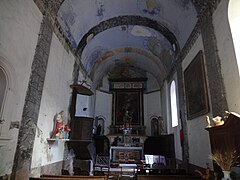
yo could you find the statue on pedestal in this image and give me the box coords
[51,111,64,138]
[123,110,132,129]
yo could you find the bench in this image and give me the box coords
[29,175,107,180]
[136,174,201,180]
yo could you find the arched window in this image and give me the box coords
[228,0,240,76]
[170,80,178,127]
[0,66,7,118]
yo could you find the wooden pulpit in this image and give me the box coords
[206,112,240,174]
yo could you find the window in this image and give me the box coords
[170,80,178,127]
[228,0,240,76]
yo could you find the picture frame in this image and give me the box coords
[114,91,142,126]
[184,50,209,119]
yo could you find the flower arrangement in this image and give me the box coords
[63,124,71,139]
[209,150,239,171]
[64,124,71,132]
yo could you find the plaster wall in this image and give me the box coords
[146,72,160,92]
[0,0,42,176]
[143,91,161,136]
[94,90,112,135]
[31,33,75,175]
[143,73,162,135]
[213,0,240,114]
[98,75,110,92]
[182,35,212,168]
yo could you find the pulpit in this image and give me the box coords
[67,117,94,159]
[206,112,240,177]
[206,112,240,158]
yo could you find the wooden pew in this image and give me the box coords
[136,174,201,180]
[29,175,107,180]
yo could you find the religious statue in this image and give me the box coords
[51,110,64,138]
[153,119,159,136]
[96,124,102,135]
[123,110,132,129]
[205,116,212,128]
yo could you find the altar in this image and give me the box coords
[107,126,146,166]
[110,146,143,163]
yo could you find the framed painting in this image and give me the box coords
[114,91,142,126]
[184,50,209,119]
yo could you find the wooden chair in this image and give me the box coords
[93,155,120,180]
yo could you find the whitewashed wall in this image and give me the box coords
[146,72,160,92]
[182,35,212,169]
[213,0,240,113]
[31,33,75,176]
[94,90,112,135]
[0,0,42,176]
[143,73,162,135]
[143,91,161,136]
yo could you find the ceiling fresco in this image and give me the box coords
[81,25,174,74]
[56,0,198,87]
[90,51,167,86]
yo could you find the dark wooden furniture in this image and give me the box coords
[144,135,176,169]
[70,84,93,96]
[67,117,94,159]
[206,112,240,156]
[70,117,93,140]
[93,135,110,156]
[68,83,95,173]
[206,112,240,175]
[136,174,201,180]
[30,175,107,180]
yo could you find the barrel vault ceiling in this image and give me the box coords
[35,0,210,88]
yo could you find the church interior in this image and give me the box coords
[1,0,240,180]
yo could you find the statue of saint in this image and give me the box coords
[52,111,64,138]
[96,124,102,135]
[205,116,212,128]
[123,110,132,129]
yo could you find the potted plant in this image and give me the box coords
[209,150,239,180]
